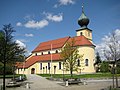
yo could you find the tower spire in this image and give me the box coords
[78,3,89,29]
[82,3,84,13]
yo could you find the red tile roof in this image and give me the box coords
[32,36,94,53]
[17,53,60,68]
[17,35,95,69]
[32,36,70,52]
[68,35,94,46]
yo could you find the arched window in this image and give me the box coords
[56,50,58,53]
[77,59,80,66]
[48,51,50,54]
[48,62,50,70]
[40,63,42,70]
[59,62,61,69]
[85,59,88,66]
[80,32,83,36]
[35,53,37,56]
[41,52,43,55]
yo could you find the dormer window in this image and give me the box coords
[48,51,50,54]
[56,50,58,53]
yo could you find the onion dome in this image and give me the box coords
[78,5,89,29]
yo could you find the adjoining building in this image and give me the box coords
[16,6,96,74]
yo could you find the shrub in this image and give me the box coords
[100,61,110,73]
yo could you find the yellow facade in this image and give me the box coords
[76,28,92,42]
[16,44,95,74]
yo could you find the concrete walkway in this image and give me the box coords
[26,74,65,90]
[6,74,119,90]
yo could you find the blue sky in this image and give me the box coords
[0,0,120,55]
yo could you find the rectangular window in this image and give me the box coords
[59,62,61,69]
[40,63,42,70]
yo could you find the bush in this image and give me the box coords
[100,61,110,73]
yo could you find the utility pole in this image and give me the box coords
[50,44,52,78]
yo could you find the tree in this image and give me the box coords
[60,38,84,77]
[100,61,110,73]
[104,31,120,88]
[94,52,102,72]
[0,24,26,90]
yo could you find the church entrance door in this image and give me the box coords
[31,68,35,74]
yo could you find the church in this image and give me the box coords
[16,7,96,74]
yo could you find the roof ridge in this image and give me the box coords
[40,36,70,44]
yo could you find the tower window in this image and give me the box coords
[80,32,83,36]
[88,32,90,37]
[85,59,89,66]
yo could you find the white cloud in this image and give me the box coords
[44,12,63,22]
[54,0,75,8]
[25,33,34,37]
[24,19,49,29]
[59,0,75,5]
[16,22,22,26]
[16,40,26,48]
[16,12,63,29]
[95,29,120,60]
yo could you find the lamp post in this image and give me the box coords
[50,44,53,78]
[23,55,25,77]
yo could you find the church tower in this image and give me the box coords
[76,5,92,42]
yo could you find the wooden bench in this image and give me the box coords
[64,78,81,85]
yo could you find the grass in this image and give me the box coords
[0,74,26,79]
[38,73,120,79]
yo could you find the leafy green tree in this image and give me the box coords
[0,62,13,75]
[94,52,102,72]
[0,24,26,90]
[100,61,110,73]
[60,38,83,77]
[116,60,120,74]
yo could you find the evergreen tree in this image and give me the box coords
[94,52,102,72]
[0,24,25,90]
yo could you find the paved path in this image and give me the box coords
[26,74,65,90]
[6,74,120,90]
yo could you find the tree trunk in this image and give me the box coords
[112,64,115,88]
[70,68,73,78]
[115,67,118,88]
[3,61,6,90]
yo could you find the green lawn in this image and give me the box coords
[38,73,120,79]
[0,74,26,79]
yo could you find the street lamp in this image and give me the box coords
[23,55,25,78]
